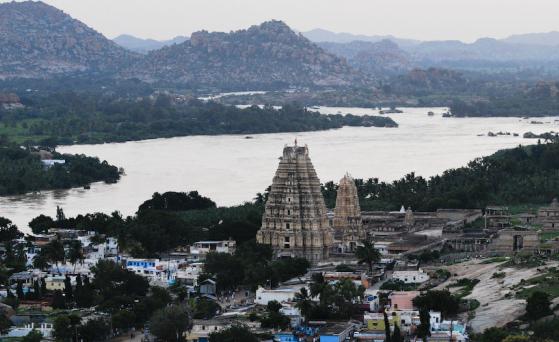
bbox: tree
[392,324,402,342]
[79,318,111,342]
[0,217,22,242]
[0,314,12,334]
[475,327,509,342]
[149,305,191,342]
[64,276,73,300]
[209,325,259,342]
[260,300,290,330]
[53,314,81,342]
[294,287,313,322]
[67,240,84,271]
[383,310,392,342]
[56,206,66,223]
[111,309,136,332]
[413,290,459,319]
[22,330,43,342]
[40,239,65,272]
[416,309,431,342]
[525,291,552,320]
[16,281,24,299]
[502,337,529,342]
[28,214,54,235]
[52,290,66,309]
[354,240,381,273]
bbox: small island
[0,144,121,196]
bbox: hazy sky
[7,0,559,42]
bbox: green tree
[22,330,43,342]
[294,287,313,322]
[416,309,431,342]
[79,318,111,342]
[0,217,22,242]
[355,240,381,273]
[392,324,402,342]
[525,291,552,320]
[53,314,81,342]
[52,290,66,309]
[383,310,392,342]
[28,214,54,235]
[413,290,459,319]
[111,309,136,332]
[209,325,259,342]
[149,305,191,342]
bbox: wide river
[2,107,558,234]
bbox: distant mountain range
[113,34,188,53]
[4,1,559,91]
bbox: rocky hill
[123,21,364,89]
[0,1,137,78]
[319,40,411,77]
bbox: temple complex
[332,174,366,253]
[256,143,333,262]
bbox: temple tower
[332,173,366,252]
[256,143,333,262]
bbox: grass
[515,268,559,299]
[508,203,546,215]
[541,231,559,242]
[449,278,480,298]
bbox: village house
[188,240,236,261]
[537,198,559,230]
[392,269,429,284]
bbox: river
[1,107,558,234]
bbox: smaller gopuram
[332,174,366,252]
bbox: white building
[255,285,308,305]
[41,159,65,168]
[189,240,236,261]
[392,269,429,284]
[124,258,180,285]
[175,262,204,287]
[7,323,53,338]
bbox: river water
[1,107,558,234]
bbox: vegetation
[209,325,259,342]
[149,305,191,342]
[0,94,397,146]
[201,243,309,292]
[0,144,120,195]
[354,240,381,272]
[293,273,365,321]
[323,142,559,211]
[525,291,552,320]
[412,290,460,319]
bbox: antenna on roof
[294,138,298,146]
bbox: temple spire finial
[294,138,297,146]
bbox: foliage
[259,300,290,330]
[192,297,221,319]
[79,318,111,342]
[149,305,191,342]
[413,290,460,319]
[354,240,381,272]
[525,291,552,320]
[209,325,259,342]
[1,94,397,146]
[416,309,431,341]
[380,279,418,291]
[138,191,216,212]
[0,144,120,195]
[0,217,23,242]
[323,142,559,211]
[202,242,309,292]
[22,330,43,342]
[53,314,81,341]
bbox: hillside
[319,40,411,77]
[123,21,364,89]
[0,1,137,78]
[113,34,188,53]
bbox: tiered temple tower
[256,143,333,262]
[332,174,366,252]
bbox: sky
[5,0,559,42]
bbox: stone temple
[256,143,333,262]
[332,174,366,253]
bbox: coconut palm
[355,240,381,273]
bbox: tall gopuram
[256,143,333,262]
[332,174,366,252]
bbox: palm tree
[66,240,83,272]
[293,288,313,322]
[354,240,381,273]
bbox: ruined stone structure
[484,206,511,230]
[537,198,559,231]
[256,144,333,262]
[488,229,540,255]
[332,174,365,252]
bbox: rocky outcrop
[123,20,364,89]
[0,1,138,78]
